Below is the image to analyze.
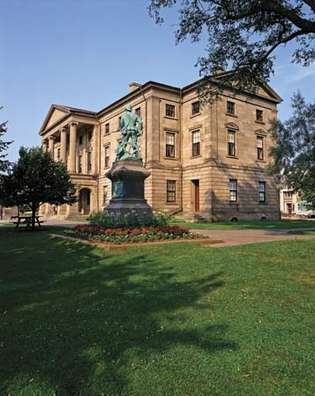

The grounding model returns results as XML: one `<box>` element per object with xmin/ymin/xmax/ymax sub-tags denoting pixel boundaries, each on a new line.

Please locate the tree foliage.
<box><xmin>270</xmin><ymin>93</ymin><xmax>315</xmax><ymax>209</ymax></box>
<box><xmin>0</xmin><ymin>106</ymin><xmax>12</xmax><ymax>173</ymax></box>
<box><xmin>149</xmin><ymin>0</ymin><xmax>315</xmax><ymax>93</ymax></box>
<box><xmin>0</xmin><ymin>147</ymin><xmax>77</xmax><ymax>229</ymax></box>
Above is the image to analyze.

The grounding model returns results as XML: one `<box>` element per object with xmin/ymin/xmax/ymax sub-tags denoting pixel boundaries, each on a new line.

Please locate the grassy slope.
<box><xmin>0</xmin><ymin>227</ymin><xmax>314</xmax><ymax>395</ymax></box>
<box><xmin>171</xmin><ymin>219</ymin><xmax>315</xmax><ymax>230</ymax></box>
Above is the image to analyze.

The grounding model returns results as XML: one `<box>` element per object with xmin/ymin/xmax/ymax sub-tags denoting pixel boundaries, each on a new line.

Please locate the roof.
<box><xmin>40</xmin><ymin>74</ymin><xmax>283</xmax><ymax>134</ymax></box>
<box><xmin>39</xmin><ymin>104</ymin><xmax>97</xmax><ymax>133</ymax></box>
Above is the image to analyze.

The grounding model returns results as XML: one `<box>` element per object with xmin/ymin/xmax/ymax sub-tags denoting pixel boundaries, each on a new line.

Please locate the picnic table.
<box><xmin>11</xmin><ymin>215</ymin><xmax>45</xmax><ymax>229</ymax></box>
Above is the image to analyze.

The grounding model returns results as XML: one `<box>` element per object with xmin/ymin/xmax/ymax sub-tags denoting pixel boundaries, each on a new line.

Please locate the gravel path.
<box><xmin>190</xmin><ymin>228</ymin><xmax>315</xmax><ymax>247</ymax></box>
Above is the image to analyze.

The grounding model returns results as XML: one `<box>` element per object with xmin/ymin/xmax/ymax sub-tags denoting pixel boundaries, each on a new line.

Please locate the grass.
<box><xmin>171</xmin><ymin>218</ymin><xmax>315</xmax><ymax>230</ymax></box>
<box><xmin>0</xmin><ymin>226</ymin><xmax>314</xmax><ymax>395</ymax></box>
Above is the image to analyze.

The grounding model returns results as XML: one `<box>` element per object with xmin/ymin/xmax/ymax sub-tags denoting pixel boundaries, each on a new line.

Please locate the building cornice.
<box><xmin>39</xmin><ymin>74</ymin><xmax>282</xmax><ymax>136</ymax></box>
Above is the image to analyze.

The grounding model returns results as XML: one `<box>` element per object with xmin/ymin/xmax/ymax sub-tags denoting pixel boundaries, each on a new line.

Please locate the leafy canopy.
<box><xmin>0</xmin><ymin>106</ymin><xmax>12</xmax><ymax>173</ymax></box>
<box><xmin>0</xmin><ymin>147</ymin><xmax>76</xmax><ymax>221</ymax></box>
<box><xmin>149</xmin><ymin>0</ymin><xmax>315</xmax><ymax>92</ymax></box>
<box><xmin>270</xmin><ymin>92</ymin><xmax>315</xmax><ymax>209</ymax></box>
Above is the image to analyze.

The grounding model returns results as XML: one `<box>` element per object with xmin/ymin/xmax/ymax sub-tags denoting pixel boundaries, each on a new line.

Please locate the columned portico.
<box><xmin>69</xmin><ymin>122</ymin><xmax>78</xmax><ymax>172</ymax></box>
<box><xmin>60</xmin><ymin>127</ymin><xmax>67</xmax><ymax>164</ymax></box>
<box><xmin>42</xmin><ymin>140</ymin><xmax>48</xmax><ymax>153</ymax></box>
<box><xmin>48</xmin><ymin>136</ymin><xmax>54</xmax><ymax>157</ymax></box>
<box><xmin>92</xmin><ymin>125</ymin><xmax>99</xmax><ymax>175</ymax></box>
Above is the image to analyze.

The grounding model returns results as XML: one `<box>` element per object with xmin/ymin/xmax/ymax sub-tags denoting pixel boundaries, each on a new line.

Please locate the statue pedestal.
<box><xmin>104</xmin><ymin>159</ymin><xmax>153</xmax><ymax>226</ymax></box>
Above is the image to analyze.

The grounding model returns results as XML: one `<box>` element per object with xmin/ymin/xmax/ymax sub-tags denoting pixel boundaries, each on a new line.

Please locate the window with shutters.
<box><xmin>227</xmin><ymin>101</ymin><xmax>235</xmax><ymax>115</ymax></box>
<box><xmin>191</xmin><ymin>101</ymin><xmax>200</xmax><ymax>115</ymax></box>
<box><xmin>257</xmin><ymin>136</ymin><xmax>264</xmax><ymax>160</ymax></box>
<box><xmin>229</xmin><ymin>179</ymin><xmax>237</xmax><ymax>202</ymax></box>
<box><xmin>165</xmin><ymin>104</ymin><xmax>175</xmax><ymax>118</ymax></box>
<box><xmin>256</xmin><ymin>109</ymin><xmax>263</xmax><ymax>122</ymax></box>
<box><xmin>227</xmin><ymin>130</ymin><xmax>236</xmax><ymax>157</ymax></box>
<box><xmin>192</xmin><ymin>130</ymin><xmax>201</xmax><ymax>157</ymax></box>
<box><xmin>166</xmin><ymin>180</ymin><xmax>176</xmax><ymax>202</ymax></box>
<box><xmin>165</xmin><ymin>132</ymin><xmax>175</xmax><ymax>158</ymax></box>
<box><xmin>104</xmin><ymin>145</ymin><xmax>110</xmax><ymax>168</ymax></box>
<box><xmin>259</xmin><ymin>181</ymin><xmax>266</xmax><ymax>203</ymax></box>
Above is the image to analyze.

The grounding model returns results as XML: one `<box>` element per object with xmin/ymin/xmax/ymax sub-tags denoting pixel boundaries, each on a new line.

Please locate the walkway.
<box><xmin>190</xmin><ymin>228</ymin><xmax>315</xmax><ymax>247</ymax></box>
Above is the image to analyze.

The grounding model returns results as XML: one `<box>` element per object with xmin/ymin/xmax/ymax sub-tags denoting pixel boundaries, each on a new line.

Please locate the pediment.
<box><xmin>214</xmin><ymin>72</ymin><xmax>282</xmax><ymax>103</ymax></box>
<box><xmin>255</xmin><ymin>128</ymin><xmax>268</xmax><ymax>136</ymax></box>
<box><xmin>40</xmin><ymin>105</ymin><xmax>70</xmax><ymax>133</ymax></box>
<box><xmin>225</xmin><ymin>122</ymin><xmax>239</xmax><ymax>130</ymax></box>
<box><xmin>254</xmin><ymin>83</ymin><xmax>282</xmax><ymax>103</ymax></box>
<box><xmin>46</xmin><ymin>109</ymin><xmax>67</xmax><ymax>129</ymax></box>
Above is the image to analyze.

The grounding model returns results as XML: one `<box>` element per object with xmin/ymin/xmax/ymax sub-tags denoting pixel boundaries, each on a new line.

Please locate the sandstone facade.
<box><xmin>39</xmin><ymin>77</ymin><xmax>282</xmax><ymax>221</ymax></box>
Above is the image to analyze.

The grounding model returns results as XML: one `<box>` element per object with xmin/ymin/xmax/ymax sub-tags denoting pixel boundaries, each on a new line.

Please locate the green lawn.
<box><xmin>0</xmin><ymin>227</ymin><xmax>314</xmax><ymax>395</ymax></box>
<box><xmin>172</xmin><ymin>218</ymin><xmax>315</xmax><ymax>230</ymax></box>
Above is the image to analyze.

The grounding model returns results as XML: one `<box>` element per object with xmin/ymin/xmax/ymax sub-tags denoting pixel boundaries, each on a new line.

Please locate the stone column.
<box><xmin>69</xmin><ymin>122</ymin><xmax>78</xmax><ymax>173</ymax></box>
<box><xmin>42</xmin><ymin>140</ymin><xmax>48</xmax><ymax>153</ymax></box>
<box><xmin>82</xmin><ymin>146</ymin><xmax>87</xmax><ymax>174</ymax></box>
<box><xmin>60</xmin><ymin>127</ymin><xmax>67</xmax><ymax>164</ymax></box>
<box><xmin>92</xmin><ymin>125</ymin><xmax>100</xmax><ymax>175</ymax></box>
<box><xmin>48</xmin><ymin>136</ymin><xmax>55</xmax><ymax>158</ymax></box>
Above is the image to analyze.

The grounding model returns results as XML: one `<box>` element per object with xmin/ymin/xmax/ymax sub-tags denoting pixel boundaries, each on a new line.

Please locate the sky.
<box><xmin>1</xmin><ymin>0</ymin><xmax>314</xmax><ymax>161</ymax></box>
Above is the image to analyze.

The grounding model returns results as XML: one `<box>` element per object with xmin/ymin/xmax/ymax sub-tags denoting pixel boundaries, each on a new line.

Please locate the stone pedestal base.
<box><xmin>105</xmin><ymin>159</ymin><xmax>153</xmax><ymax>227</ymax></box>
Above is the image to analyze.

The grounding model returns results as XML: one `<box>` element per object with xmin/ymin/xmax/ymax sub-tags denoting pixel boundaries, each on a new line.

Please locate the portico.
<box><xmin>39</xmin><ymin>105</ymin><xmax>99</xmax><ymax>218</ymax></box>
<box><xmin>39</xmin><ymin>78</ymin><xmax>281</xmax><ymax>221</ymax></box>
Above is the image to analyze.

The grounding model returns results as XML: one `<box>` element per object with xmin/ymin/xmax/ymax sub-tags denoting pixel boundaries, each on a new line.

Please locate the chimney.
<box><xmin>129</xmin><ymin>82</ymin><xmax>142</xmax><ymax>92</ymax></box>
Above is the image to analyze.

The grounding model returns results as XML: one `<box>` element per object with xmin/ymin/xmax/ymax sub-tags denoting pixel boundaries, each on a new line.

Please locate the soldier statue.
<box><xmin>115</xmin><ymin>104</ymin><xmax>143</xmax><ymax>161</ymax></box>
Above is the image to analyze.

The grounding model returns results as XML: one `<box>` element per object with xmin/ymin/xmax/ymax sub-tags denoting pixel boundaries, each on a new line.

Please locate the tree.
<box><xmin>0</xmin><ymin>147</ymin><xmax>77</xmax><ymax>229</ymax></box>
<box><xmin>0</xmin><ymin>106</ymin><xmax>12</xmax><ymax>173</ymax></box>
<box><xmin>149</xmin><ymin>0</ymin><xmax>315</xmax><ymax>94</ymax></box>
<box><xmin>270</xmin><ymin>92</ymin><xmax>315</xmax><ymax>209</ymax></box>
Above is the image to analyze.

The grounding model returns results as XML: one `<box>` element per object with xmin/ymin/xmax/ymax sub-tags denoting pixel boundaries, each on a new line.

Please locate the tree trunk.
<box><xmin>31</xmin><ymin>203</ymin><xmax>37</xmax><ymax>231</ymax></box>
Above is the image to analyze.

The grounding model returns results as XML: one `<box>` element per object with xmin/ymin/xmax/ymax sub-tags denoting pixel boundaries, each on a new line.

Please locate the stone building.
<box><xmin>39</xmin><ymin>75</ymin><xmax>282</xmax><ymax>221</ymax></box>
<box><xmin>280</xmin><ymin>189</ymin><xmax>315</xmax><ymax>218</ymax></box>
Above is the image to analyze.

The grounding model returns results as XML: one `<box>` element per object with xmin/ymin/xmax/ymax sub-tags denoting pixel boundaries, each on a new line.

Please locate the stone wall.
<box><xmin>40</xmin><ymin>79</ymin><xmax>281</xmax><ymax>221</ymax></box>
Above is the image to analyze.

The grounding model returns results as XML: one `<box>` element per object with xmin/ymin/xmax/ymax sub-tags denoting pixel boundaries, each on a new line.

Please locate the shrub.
<box><xmin>87</xmin><ymin>211</ymin><xmax>171</xmax><ymax>228</ymax></box>
<box><xmin>73</xmin><ymin>224</ymin><xmax>195</xmax><ymax>244</ymax></box>
<box><xmin>151</xmin><ymin>212</ymin><xmax>170</xmax><ymax>226</ymax></box>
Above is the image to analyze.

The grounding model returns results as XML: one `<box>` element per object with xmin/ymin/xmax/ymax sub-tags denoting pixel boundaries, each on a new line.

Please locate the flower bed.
<box><xmin>73</xmin><ymin>224</ymin><xmax>197</xmax><ymax>244</ymax></box>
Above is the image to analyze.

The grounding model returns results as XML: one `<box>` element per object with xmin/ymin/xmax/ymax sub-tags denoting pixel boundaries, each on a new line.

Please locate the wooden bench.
<box><xmin>11</xmin><ymin>216</ymin><xmax>45</xmax><ymax>229</ymax></box>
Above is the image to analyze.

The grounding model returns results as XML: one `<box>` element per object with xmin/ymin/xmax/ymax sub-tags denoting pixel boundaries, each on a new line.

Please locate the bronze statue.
<box><xmin>115</xmin><ymin>104</ymin><xmax>143</xmax><ymax>160</ymax></box>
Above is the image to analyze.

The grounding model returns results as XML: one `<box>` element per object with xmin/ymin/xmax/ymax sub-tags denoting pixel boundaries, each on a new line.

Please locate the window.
<box><xmin>227</xmin><ymin>101</ymin><xmax>235</xmax><ymax>115</ymax></box>
<box><xmin>103</xmin><ymin>185</ymin><xmax>108</xmax><ymax>205</ymax></box>
<box><xmin>165</xmin><ymin>103</ymin><xmax>175</xmax><ymax>118</ymax></box>
<box><xmin>165</xmin><ymin>132</ymin><xmax>175</xmax><ymax>158</ymax></box>
<box><xmin>79</xmin><ymin>136</ymin><xmax>83</xmax><ymax>145</ymax></box>
<box><xmin>192</xmin><ymin>130</ymin><xmax>201</xmax><ymax>157</ymax></box>
<box><xmin>57</xmin><ymin>148</ymin><xmax>60</xmax><ymax>160</ymax></box>
<box><xmin>284</xmin><ymin>191</ymin><xmax>293</xmax><ymax>199</ymax></box>
<box><xmin>105</xmin><ymin>123</ymin><xmax>110</xmax><ymax>135</ymax></box>
<box><xmin>118</xmin><ymin>116</ymin><xmax>122</xmax><ymax>129</ymax></box>
<box><xmin>191</xmin><ymin>101</ymin><xmax>200</xmax><ymax>115</ymax></box>
<box><xmin>227</xmin><ymin>130</ymin><xmax>236</xmax><ymax>157</ymax></box>
<box><xmin>259</xmin><ymin>181</ymin><xmax>266</xmax><ymax>203</ymax></box>
<box><xmin>135</xmin><ymin>107</ymin><xmax>141</xmax><ymax>117</ymax></box>
<box><xmin>87</xmin><ymin>150</ymin><xmax>92</xmax><ymax>173</ymax></box>
<box><xmin>166</xmin><ymin>180</ymin><xmax>176</xmax><ymax>202</ymax></box>
<box><xmin>229</xmin><ymin>179</ymin><xmax>237</xmax><ymax>202</ymax></box>
<box><xmin>257</xmin><ymin>136</ymin><xmax>264</xmax><ymax>160</ymax></box>
<box><xmin>88</xmin><ymin>131</ymin><xmax>92</xmax><ymax>141</ymax></box>
<box><xmin>104</xmin><ymin>145</ymin><xmax>110</xmax><ymax>168</ymax></box>
<box><xmin>256</xmin><ymin>109</ymin><xmax>263</xmax><ymax>122</ymax></box>
<box><xmin>78</xmin><ymin>154</ymin><xmax>83</xmax><ymax>173</ymax></box>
